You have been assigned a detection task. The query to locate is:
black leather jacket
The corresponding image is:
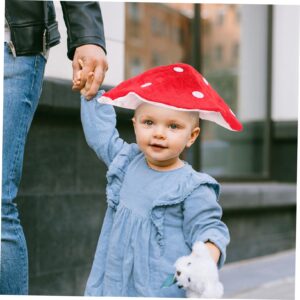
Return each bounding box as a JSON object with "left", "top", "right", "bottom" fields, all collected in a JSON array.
[{"left": 5, "top": 0, "right": 106, "bottom": 60}]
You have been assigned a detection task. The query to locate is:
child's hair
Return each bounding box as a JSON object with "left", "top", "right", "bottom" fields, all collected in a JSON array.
[{"left": 189, "top": 111, "right": 200, "bottom": 129}]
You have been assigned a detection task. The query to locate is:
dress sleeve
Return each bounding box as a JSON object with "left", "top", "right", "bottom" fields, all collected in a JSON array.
[
  {"left": 80, "top": 93, "right": 127, "bottom": 167},
  {"left": 182, "top": 184, "right": 230, "bottom": 268}
]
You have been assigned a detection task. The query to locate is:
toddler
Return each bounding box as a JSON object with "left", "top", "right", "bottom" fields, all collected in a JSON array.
[{"left": 79, "top": 63, "right": 242, "bottom": 297}]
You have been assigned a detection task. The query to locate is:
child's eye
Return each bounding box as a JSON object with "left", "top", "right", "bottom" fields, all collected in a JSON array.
[
  {"left": 144, "top": 120, "right": 153, "bottom": 126},
  {"left": 169, "top": 123, "right": 179, "bottom": 129}
]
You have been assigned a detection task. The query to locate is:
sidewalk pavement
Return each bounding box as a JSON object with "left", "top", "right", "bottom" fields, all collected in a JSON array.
[{"left": 220, "top": 249, "right": 296, "bottom": 299}]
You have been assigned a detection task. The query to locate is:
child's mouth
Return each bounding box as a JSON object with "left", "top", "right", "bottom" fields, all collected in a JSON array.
[{"left": 150, "top": 144, "right": 167, "bottom": 150}]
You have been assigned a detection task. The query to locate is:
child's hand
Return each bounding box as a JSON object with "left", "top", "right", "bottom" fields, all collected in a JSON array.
[
  {"left": 73, "top": 59, "right": 95, "bottom": 100},
  {"left": 72, "top": 59, "right": 84, "bottom": 90},
  {"left": 80, "top": 72, "right": 95, "bottom": 99},
  {"left": 174, "top": 241, "right": 223, "bottom": 298},
  {"left": 204, "top": 241, "right": 221, "bottom": 264}
]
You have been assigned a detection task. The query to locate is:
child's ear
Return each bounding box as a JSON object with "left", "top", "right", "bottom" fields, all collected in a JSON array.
[
  {"left": 186, "top": 127, "right": 200, "bottom": 148},
  {"left": 132, "top": 117, "right": 137, "bottom": 131},
  {"left": 132, "top": 117, "right": 136, "bottom": 126}
]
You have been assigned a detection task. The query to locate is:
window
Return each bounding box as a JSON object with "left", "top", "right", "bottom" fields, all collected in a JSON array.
[
  {"left": 151, "top": 16, "right": 160, "bottom": 35},
  {"left": 151, "top": 52, "right": 164, "bottom": 66},
  {"left": 235, "top": 6, "right": 241, "bottom": 23},
  {"left": 216, "top": 8, "right": 225, "bottom": 26},
  {"left": 151, "top": 17, "right": 168, "bottom": 37},
  {"left": 232, "top": 43, "right": 239, "bottom": 64},
  {"left": 128, "top": 2, "right": 141, "bottom": 23},
  {"left": 200, "top": 4, "right": 270, "bottom": 179},
  {"left": 130, "top": 57, "right": 143, "bottom": 77},
  {"left": 215, "top": 45, "right": 223, "bottom": 62},
  {"left": 171, "top": 27, "right": 183, "bottom": 44}
]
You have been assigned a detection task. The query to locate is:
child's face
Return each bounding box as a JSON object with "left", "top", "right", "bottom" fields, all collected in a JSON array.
[{"left": 132, "top": 103, "right": 200, "bottom": 171}]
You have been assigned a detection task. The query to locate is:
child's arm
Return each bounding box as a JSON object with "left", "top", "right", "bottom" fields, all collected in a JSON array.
[
  {"left": 183, "top": 184, "right": 230, "bottom": 268},
  {"left": 80, "top": 68, "right": 128, "bottom": 167}
]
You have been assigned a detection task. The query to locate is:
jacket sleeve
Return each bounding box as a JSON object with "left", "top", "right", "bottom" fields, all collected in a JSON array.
[
  {"left": 81, "top": 93, "right": 127, "bottom": 168},
  {"left": 60, "top": 1, "right": 106, "bottom": 60},
  {"left": 182, "top": 184, "right": 230, "bottom": 269}
]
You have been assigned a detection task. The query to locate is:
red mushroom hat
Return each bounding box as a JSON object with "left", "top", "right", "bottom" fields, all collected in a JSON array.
[{"left": 98, "top": 63, "right": 242, "bottom": 131}]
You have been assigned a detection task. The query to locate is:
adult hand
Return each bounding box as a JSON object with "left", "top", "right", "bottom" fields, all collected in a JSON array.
[{"left": 72, "top": 44, "right": 108, "bottom": 100}]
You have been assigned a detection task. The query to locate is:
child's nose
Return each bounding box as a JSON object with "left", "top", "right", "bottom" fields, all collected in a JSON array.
[{"left": 153, "top": 126, "right": 166, "bottom": 139}]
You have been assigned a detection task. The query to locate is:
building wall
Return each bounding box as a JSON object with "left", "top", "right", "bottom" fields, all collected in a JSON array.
[
  {"left": 239, "top": 5, "right": 268, "bottom": 122},
  {"left": 272, "top": 6, "right": 299, "bottom": 121}
]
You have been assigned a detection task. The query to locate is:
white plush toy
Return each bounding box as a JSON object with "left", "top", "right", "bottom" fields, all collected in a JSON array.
[{"left": 174, "top": 241, "right": 224, "bottom": 298}]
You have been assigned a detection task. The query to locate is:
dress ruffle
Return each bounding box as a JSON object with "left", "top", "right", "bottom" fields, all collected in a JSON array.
[
  {"left": 150, "top": 165, "right": 220, "bottom": 249},
  {"left": 106, "top": 143, "right": 140, "bottom": 209}
]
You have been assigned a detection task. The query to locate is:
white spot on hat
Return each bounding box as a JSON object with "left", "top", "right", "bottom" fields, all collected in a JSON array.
[
  {"left": 141, "top": 82, "right": 152, "bottom": 88},
  {"left": 173, "top": 67, "right": 184, "bottom": 72},
  {"left": 203, "top": 77, "right": 209, "bottom": 85},
  {"left": 230, "top": 109, "right": 236, "bottom": 116},
  {"left": 192, "top": 91, "right": 204, "bottom": 99}
]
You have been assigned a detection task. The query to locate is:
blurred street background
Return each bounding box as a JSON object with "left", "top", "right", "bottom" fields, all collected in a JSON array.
[{"left": 14, "top": 2, "right": 298, "bottom": 298}]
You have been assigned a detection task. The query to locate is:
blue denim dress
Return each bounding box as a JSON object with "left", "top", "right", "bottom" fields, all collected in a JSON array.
[{"left": 81, "top": 95, "right": 230, "bottom": 297}]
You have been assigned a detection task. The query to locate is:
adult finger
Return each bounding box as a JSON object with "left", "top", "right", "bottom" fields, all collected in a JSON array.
[{"left": 76, "top": 62, "right": 93, "bottom": 90}]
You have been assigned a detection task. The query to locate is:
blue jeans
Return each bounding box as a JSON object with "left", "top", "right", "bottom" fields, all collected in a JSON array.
[{"left": 1, "top": 43, "right": 46, "bottom": 294}]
